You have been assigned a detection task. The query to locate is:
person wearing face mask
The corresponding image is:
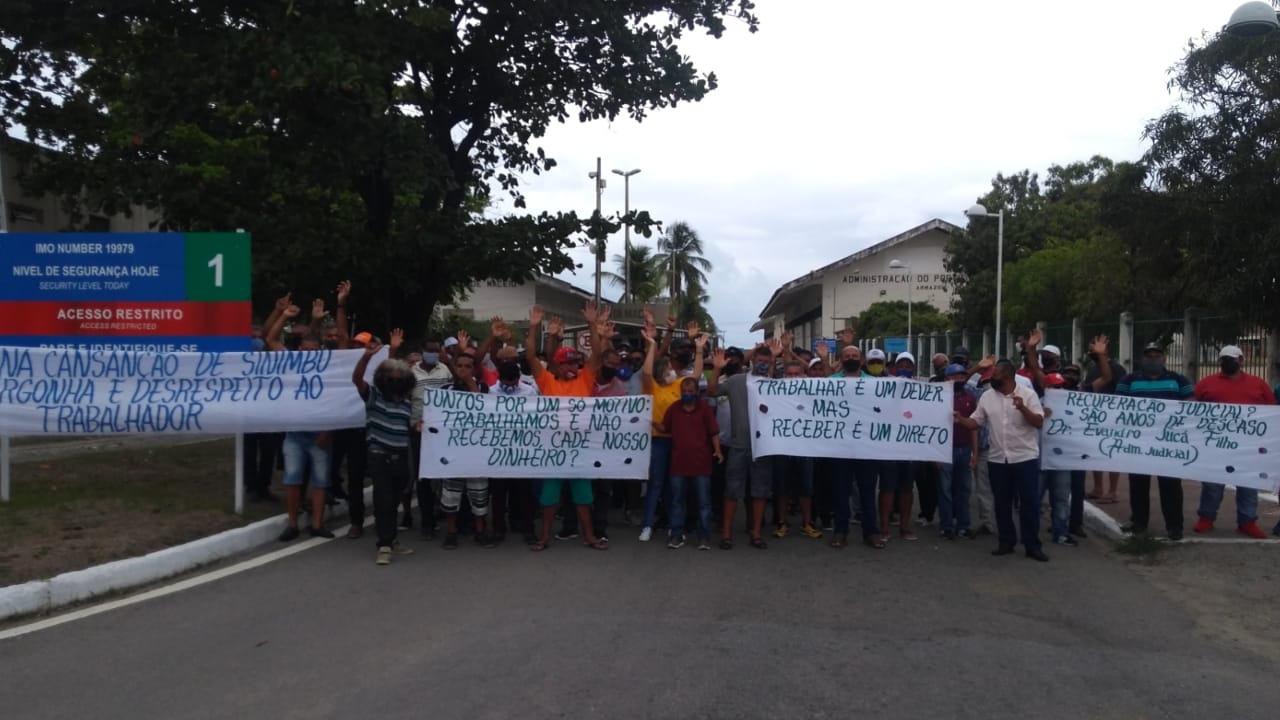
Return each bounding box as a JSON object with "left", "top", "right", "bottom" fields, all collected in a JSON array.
[
  {"left": 409, "top": 338, "right": 454, "bottom": 538},
  {"left": 1105, "top": 342, "right": 1195, "bottom": 541},
  {"left": 1192, "top": 345, "right": 1276, "bottom": 539},
  {"left": 482, "top": 345, "right": 540, "bottom": 546},
  {"left": 1057, "top": 363, "right": 1089, "bottom": 538},
  {"left": 708, "top": 343, "right": 777, "bottom": 549},
  {"left": 708, "top": 347, "right": 743, "bottom": 528},
  {"left": 638, "top": 330, "right": 708, "bottom": 543},
  {"left": 929, "top": 353, "right": 950, "bottom": 382},
  {"left": 955, "top": 360, "right": 1049, "bottom": 562},
  {"left": 876, "top": 353, "right": 922, "bottom": 545},
  {"left": 771, "top": 361, "right": 823, "bottom": 541},
  {"left": 653, "top": 376, "right": 723, "bottom": 550},
  {"left": 828, "top": 342, "right": 884, "bottom": 549},
  {"left": 864, "top": 348, "right": 888, "bottom": 377},
  {"left": 558, "top": 346, "right": 628, "bottom": 544},
  {"left": 938, "top": 364, "right": 979, "bottom": 540},
  {"left": 243, "top": 309, "right": 283, "bottom": 504}
]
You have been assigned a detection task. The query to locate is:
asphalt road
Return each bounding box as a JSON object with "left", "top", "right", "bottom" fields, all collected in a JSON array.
[{"left": 2, "top": 528, "right": 1277, "bottom": 720}]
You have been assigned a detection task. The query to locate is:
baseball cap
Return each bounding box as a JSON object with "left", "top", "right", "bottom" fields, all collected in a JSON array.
[
  {"left": 1220, "top": 345, "right": 1244, "bottom": 359},
  {"left": 950, "top": 346, "right": 971, "bottom": 360},
  {"left": 944, "top": 363, "right": 968, "bottom": 377},
  {"left": 352, "top": 331, "right": 372, "bottom": 345},
  {"left": 1142, "top": 341, "right": 1164, "bottom": 354},
  {"left": 1043, "top": 372, "right": 1068, "bottom": 388},
  {"left": 866, "top": 349, "right": 886, "bottom": 362},
  {"left": 1041, "top": 344, "right": 1061, "bottom": 357},
  {"left": 554, "top": 347, "right": 581, "bottom": 364},
  {"left": 443, "top": 337, "right": 460, "bottom": 348},
  {"left": 725, "top": 346, "right": 745, "bottom": 359},
  {"left": 808, "top": 357, "right": 823, "bottom": 368},
  {"left": 895, "top": 351, "right": 916, "bottom": 366}
]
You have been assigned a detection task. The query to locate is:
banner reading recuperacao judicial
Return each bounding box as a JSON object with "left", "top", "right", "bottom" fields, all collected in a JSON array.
[
  {"left": 1041, "top": 389, "right": 1280, "bottom": 491},
  {"left": 0, "top": 346, "right": 366, "bottom": 435},
  {"left": 747, "top": 377, "right": 952, "bottom": 463},
  {"left": 419, "top": 389, "right": 652, "bottom": 479}
]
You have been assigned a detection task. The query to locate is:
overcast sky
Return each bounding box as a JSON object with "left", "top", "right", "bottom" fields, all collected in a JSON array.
[{"left": 494, "top": 0, "right": 1238, "bottom": 346}]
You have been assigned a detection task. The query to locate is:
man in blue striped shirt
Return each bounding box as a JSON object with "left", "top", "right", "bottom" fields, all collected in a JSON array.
[{"left": 1116, "top": 342, "right": 1193, "bottom": 540}]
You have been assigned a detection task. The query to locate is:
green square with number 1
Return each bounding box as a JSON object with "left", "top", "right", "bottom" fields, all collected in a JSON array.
[{"left": 184, "top": 232, "right": 251, "bottom": 301}]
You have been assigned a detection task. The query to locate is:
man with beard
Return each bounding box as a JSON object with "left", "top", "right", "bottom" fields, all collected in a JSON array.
[
  {"left": 1193, "top": 345, "right": 1275, "bottom": 539},
  {"left": 352, "top": 329, "right": 417, "bottom": 565}
]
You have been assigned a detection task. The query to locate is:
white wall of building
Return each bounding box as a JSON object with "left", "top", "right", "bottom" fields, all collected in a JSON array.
[{"left": 819, "top": 227, "right": 955, "bottom": 337}]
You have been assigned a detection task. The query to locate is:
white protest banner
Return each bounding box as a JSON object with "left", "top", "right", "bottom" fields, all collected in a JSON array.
[
  {"left": 0, "top": 346, "right": 367, "bottom": 435},
  {"left": 1041, "top": 389, "right": 1280, "bottom": 491},
  {"left": 747, "top": 376, "right": 952, "bottom": 463},
  {"left": 419, "top": 390, "right": 652, "bottom": 479}
]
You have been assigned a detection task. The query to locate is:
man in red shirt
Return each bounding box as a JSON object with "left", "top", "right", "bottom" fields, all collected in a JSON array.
[
  {"left": 655, "top": 373, "right": 722, "bottom": 549},
  {"left": 1193, "top": 345, "right": 1275, "bottom": 539}
]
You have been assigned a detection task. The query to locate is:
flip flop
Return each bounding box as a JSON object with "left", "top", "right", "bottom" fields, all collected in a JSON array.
[
  {"left": 529, "top": 541, "right": 548, "bottom": 552},
  {"left": 719, "top": 538, "right": 733, "bottom": 550},
  {"left": 864, "top": 536, "right": 887, "bottom": 550},
  {"left": 584, "top": 539, "right": 609, "bottom": 551},
  {"left": 749, "top": 537, "right": 768, "bottom": 550},
  {"left": 900, "top": 530, "right": 919, "bottom": 541},
  {"left": 1086, "top": 492, "right": 1103, "bottom": 500},
  {"left": 829, "top": 535, "right": 847, "bottom": 549},
  {"left": 1097, "top": 496, "right": 1119, "bottom": 505}
]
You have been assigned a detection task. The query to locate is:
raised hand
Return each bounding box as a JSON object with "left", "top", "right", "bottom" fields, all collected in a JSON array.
[
  {"left": 600, "top": 321, "right": 617, "bottom": 340},
  {"left": 282, "top": 304, "right": 300, "bottom": 319},
  {"left": 364, "top": 339, "right": 382, "bottom": 356},
  {"left": 456, "top": 328, "right": 470, "bottom": 349},
  {"left": 779, "top": 331, "right": 793, "bottom": 350},
  {"left": 977, "top": 354, "right": 996, "bottom": 370},
  {"left": 547, "top": 315, "right": 564, "bottom": 337},
  {"left": 336, "top": 280, "right": 351, "bottom": 306},
  {"left": 666, "top": 313, "right": 677, "bottom": 330},
  {"left": 694, "top": 333, "right": 709, "bottom": 351},
  {"left": 389, "top": 328, "right": 405, "bottom": 353},
  {"left": 685, "top": 320, "right": 701, "bottom": 338},
  {"left": 582, "top": 301, "right": 599, "bottom": 325},
  {"left": 767, "top": 337, "right": 783, "bottom": 356},
  {"left": 1027, "top": 328, "right": 1042, "bottom": 350},
  {"left": 642, "top": 326, "right": 657, "bottom": 344},
  {"left": 529, "top": 305, "right": 545, "bottom": 328},
  {"left": 1090, "top": 335, "right": 1110, "bottom": 356},
  {"left": 311, "top": 297, "right": 325, "bottom": 319},
  {"left": 815, "top": 339, "right": 829, "bottom": 359},
  {"left": 275, "top": 292, "right": 292, "bottom": 312},
  {"left": 642, "top": 306, "right": 655, "bottom": 327},
  {"left": 838, "top": 327, "right": 855, "bottom": 346},
  {"left": 711, "top": 347, "right": 727, "bottom": 370}
]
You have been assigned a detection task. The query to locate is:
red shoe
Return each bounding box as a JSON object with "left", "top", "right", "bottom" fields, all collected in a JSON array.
[
  {"left": 1238, "top": 521, "right": 1267, "bottom": 539},
  {"left": 1193, "top": 517, "right": 1214, "bottom": 534}
]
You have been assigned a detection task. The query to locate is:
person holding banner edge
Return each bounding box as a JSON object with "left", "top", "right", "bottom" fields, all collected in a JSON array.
[
  {"left": 828, "top": 338, "right": 885, "bottom": 550},
  {"left": 708, "top": 343, "right": 776, "bottom": 550},
  {"left": 955, "top": 360, "right": 1050, "bottom": 562}
]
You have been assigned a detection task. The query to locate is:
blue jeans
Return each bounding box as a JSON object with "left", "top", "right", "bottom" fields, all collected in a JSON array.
[
  {"left": 643, "top": 437, "right": 673, "bottom": 529},
  {"left": 1040, "top": 469, "right": 1070, "bottom": 539},
  {"left": 833, "top": 459, "right": 880, "bottom": 538},
  {"left": 282, "top": 432, "right": 331, "bottom": 488},
  {"left": 938, "top": 446, "right": 973, "bottom": 533},
  {"left": 670, "top": 475, "right": 712, "bottom": 541},
  {"left": 1197, "top": 482, "right": 1258, "bottom": 526},
  {"left": 989, "top": 459, "right": 1042, "bottom": 553}
]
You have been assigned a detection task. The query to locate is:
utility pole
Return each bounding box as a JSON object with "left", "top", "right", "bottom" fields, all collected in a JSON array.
[
  {"left": 588, "top": 157, "right": 605, "bottom": 306},
  {"left": 612, "top": 168, "right": 641, "bottom": 302}
]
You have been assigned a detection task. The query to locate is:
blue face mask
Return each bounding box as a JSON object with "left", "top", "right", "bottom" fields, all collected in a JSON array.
[
  {"left": 500, "top": 383, "right": 518, "bottom": 394},
  {"left": 423, "top": 352, "right": 440, "bottom": 365},
  {"left": 895, "top": 368, "right": 914, "bottom": 378},
  {"left": 251, "top": 337, "right": 265, "bottom": 351},
  {"left": 681, "top": 393, "right": 699, "bottom": 403}
]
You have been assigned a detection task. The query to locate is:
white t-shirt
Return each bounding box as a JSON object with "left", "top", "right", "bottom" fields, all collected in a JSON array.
[{"left": 970, "top": 384, "right": 1044, "bottom": 465}]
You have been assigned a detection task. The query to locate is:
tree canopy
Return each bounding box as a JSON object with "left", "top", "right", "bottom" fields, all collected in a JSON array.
[
  {"left": 855, "top": 300, "right": 950, "bottom": 340},
  {"left": 1, "top": 0, "right": 757, "bottom": 331}
]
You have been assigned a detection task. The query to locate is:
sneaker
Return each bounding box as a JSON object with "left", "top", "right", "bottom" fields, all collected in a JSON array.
[
  {"left": 940, "top": 529, "right": 956, "bottom": 540},
  {"left": 308, "top": 526, "right": 335, "bottom": 539},
  {"left": 555, "top": 528, "right": 579, "bottom": 541},
  {"left": 773, "top": 523, "right": 791, "bottom": 539},
  {"left": 639, "top": 526, "right": 653, "bottom": 542},
  {"left": 443, "top": 533, "right": 458, "bottom": 550},
  {"left": 597, "top": 534, "right": 610, "bottom": 544},
  {"left": 1054, "top": 535, "right": 1078, "bottom": 547},
  {"left": 1238, "top": 520, "right": 1267, "bottom": 539},
  {"left": 697, "top": 540, "right": 712, "bottom": 551},
  {"left": 278, "top": 526, "right": 300, "bottom": 542},
  {"left": 917, "top": 514, "right": 935, "bottom": 526},
  {"left": 399, "top": 512, "right": 414, "bottom": 530},
  {"left": 392, "top": 541, "right": 415, "bottom": 555},
  {"left": 800, "top": 523, "right": 823, "bottom": 539},
  {"left": 958, "top": 529, "right": 975, "bottom": 540},
  {"left": 1120, "top": 522, "right": 1146, "bottom": 534},
  {"left": 668, "top": 534, "right": 686, "bottom": 549},
  {"left": 1069, "top": 526, "right": 1088, "bottom": 539},
  {"left": 1167, "top": 529, "right": 1184, "bottom": 542},
  {"left": 375, "top": 546, "right": 392, "bottom": 565},
  {"left": 1193, "top": 517, "right": 1214, "bottom": 534}
]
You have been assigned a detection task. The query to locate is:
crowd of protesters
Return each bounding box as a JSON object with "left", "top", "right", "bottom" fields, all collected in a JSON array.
[{"left": 244, "top": 281, "right": 1280, "bottom": 565}]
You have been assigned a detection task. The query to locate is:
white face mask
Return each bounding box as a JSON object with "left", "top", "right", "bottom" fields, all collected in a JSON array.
[{"left": 664, "top": 370, "right": 678, "bottom": 385}]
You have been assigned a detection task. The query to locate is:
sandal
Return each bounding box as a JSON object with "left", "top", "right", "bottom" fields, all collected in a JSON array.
[
  {"left": 900, "top": 530, "right": 919, "bottom": 541},
  {"left": 749, "top": 537, "right": 768, "bottom": 550},
  {"left": 865, "top": 536, "right": 887, "bottom": 550},
  {"left": 1086, "top": 492, "right": 1103, "bottom": 500},
  {"left": 1097, "top": 495, "right": 1119, "bottom": 505},
  {"left": 584, "top": 539, "right": 609, "bottom": 551},
  {"left": 529, "top": 540, "right": 548, "bottom": 552},
  {"left": 719, "top": 538, "right": 733, "bottom": 550},
  {"left": 829, "top": 534, "right": 847, "bottom": 549}
]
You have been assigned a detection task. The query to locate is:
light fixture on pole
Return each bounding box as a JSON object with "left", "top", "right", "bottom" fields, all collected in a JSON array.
[
  {"left": 611, "top": 167, "right": 641, "bottom": 302},
  {"left": 1227, "top": 1, "right": 1280, "bottom": 36},
  {"left": 888, "top": 259, "right": 912, "bottom": 342},
  {"left": 965, "top": 203, "right": 1005, "bottom": 354},
  {"left": 588, "top": 157, "right": 606, "bottom": 305}
]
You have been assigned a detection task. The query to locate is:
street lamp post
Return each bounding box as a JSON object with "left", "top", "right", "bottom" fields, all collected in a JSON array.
[
  {"left": 611, "top": 168, "right": 641, "bottom": 302},
  {"left": 889, "top": 259, "right": 912, "bottom": 344},
  {"left": 1227, "top": 1, "right": 1280, "bottom": 36},
  {"left": 588, "top": 157, "right": 606, "bottom": 305},
  {"left": 965, "top": 203, "right": 1005, "bottom": 355}
]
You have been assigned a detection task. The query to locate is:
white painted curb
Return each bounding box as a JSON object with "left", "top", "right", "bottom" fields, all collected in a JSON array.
[{"left": 0, "top": 487, "right": 374, "bottom": 623}]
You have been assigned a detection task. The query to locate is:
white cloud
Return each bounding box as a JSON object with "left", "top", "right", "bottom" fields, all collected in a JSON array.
[{"left": 500, "top": 0, "right": 1238, "bottom": 345}]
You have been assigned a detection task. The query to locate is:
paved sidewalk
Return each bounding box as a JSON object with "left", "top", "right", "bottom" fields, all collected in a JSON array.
[{"left": 1084, "top": 471, "right": 1280, "bottom": 539}]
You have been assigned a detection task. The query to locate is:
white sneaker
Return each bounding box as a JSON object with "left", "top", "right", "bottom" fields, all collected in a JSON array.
[
  {"left": 639, "top": 527, "right": 653, "bottom": 542},
  {"left": 375, "top": 546, "right": 392, "bottom": 565}
]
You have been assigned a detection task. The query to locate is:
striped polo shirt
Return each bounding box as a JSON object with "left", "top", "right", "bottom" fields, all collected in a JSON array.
[
  {"left": 1115, "top": 370, "right": 1194, "bottom": 400},
  {"left": 366, "top": 386, "right": 413, "bottom": 450}
]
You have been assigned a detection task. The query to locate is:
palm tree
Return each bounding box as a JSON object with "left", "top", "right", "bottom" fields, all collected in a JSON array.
[
  {"left": 603, "top": 244, "right": 666, "bottom": 302},
  {"left": 657, "top": 221, "right": 712, "bottom": 304}
]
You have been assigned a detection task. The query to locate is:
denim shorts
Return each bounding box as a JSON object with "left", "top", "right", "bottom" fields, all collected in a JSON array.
[
  {"left": 724, "top": 447, "right": 772, "bottom": 499},
  {"left": 878, "top": 460, "right": 914, "bottom": 494},
  {"left": 282, "top": 432, "right": 332, "bottom": 488}
]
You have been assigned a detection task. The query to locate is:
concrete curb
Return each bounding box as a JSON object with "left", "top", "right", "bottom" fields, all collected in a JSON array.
[{"left": 0, "top": 487, "right": 373, "bottom": 624}]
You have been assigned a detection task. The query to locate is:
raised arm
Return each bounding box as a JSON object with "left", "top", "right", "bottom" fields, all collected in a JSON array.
[
  {"left": 335, "top": 280, "right": 352, "bottom": 349},
  {"left": 692, "top": 332, "right": 708, "bottom": 385},
  {"left": 352, "top": 338, "right": 383, "bottom": 399},
  {"left": 1089, "top": 335, "right": 1113, "bottom": 392},
  {"left": 707, "top": 347, "right": 727, "bottom": 396},
  {"left": 263, "top": 292, "right": 290, "bottom": 341},
  {"left": 641, "top": 325, "right": 658, "bottom": 393},
  {"left": 309, "top": 297, "right": 326, "bottom": 338},
  {"left": 524, "top": 305, "right": 547, "bottom": 378},
  {"left": 266, "top": 300, "right": 298, "bottom": 352},
  {"left": 1024, "top": 328, "right": 1047, "bottom": 387},
  {"left": 658, "top": 312, "right": 677, "bottom": 359}
]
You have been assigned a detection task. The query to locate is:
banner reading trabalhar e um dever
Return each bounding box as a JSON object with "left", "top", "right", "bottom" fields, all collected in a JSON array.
[
  {"left": 418, "top": 389, "right": 653, "bottom": 479},
  {"left": 0, "top": 346, "right": 366, "bottom": 435},
  {"left": 747, "top": 376, "right": 953, "bottom": 463}
]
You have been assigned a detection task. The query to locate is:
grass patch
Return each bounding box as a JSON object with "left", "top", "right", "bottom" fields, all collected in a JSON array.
[
  {"left": 0, "top": 438, "right": 282, "bottom": 586},
  {"left": 1113, "top": 532, "right": 1175, "bottom": 562}
]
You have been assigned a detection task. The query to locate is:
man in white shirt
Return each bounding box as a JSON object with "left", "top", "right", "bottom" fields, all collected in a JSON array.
[{"left": 956, "top": 360, "right": 1049, "bottom": 562}]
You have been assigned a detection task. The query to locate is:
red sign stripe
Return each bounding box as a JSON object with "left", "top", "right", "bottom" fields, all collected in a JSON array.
[{"left": 0, "top": 301, "right": 251, "bottom": 337}]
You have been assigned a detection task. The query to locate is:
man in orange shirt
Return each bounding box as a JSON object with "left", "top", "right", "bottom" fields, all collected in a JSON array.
[{"left": 525, "top": 304, "right": 609, "bottom": 551}]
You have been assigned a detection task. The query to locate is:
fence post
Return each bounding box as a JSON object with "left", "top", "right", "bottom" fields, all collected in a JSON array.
[
  {"left": 1267, "top": 326, "right": 1280, "bottom": 387},
  {"left": 1005, "top": 325, "right": 1015, "bottom": 359},
  {"left": 929, "top": 333, "right": 938, "bottom": 360},
  {"left": 982, "top": 327, "right": 992, "bottom": 358},
  {"left": 1119, "top": 311, "right": 1135, "bottom": 373},
  {"left": 1071, "top": 317, "right": 1084, "bottom": 365},
  {"left": 961, "top": 329, "right": 971, "bottom": 354},
  {"left": 1183, "top": 307, "right": 1200, "bottom": 381}
]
